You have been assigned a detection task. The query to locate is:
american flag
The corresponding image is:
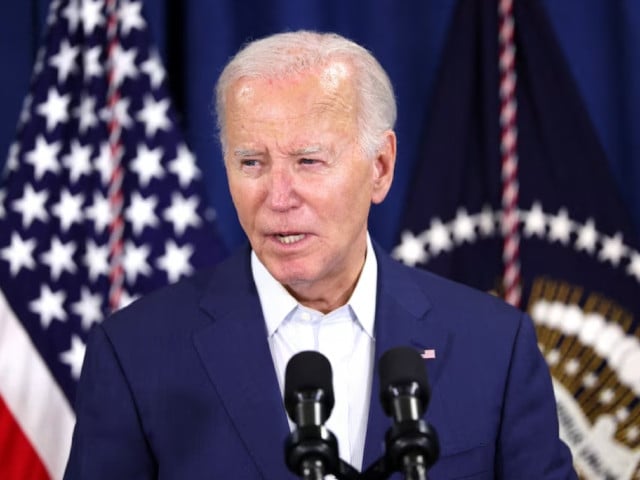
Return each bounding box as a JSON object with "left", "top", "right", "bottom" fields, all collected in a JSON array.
[
  {"left": 0, "top": 1, "right": 226, "bottom": 478},
  {"left": 420, "top": 349, "right": 436, "bottom": 360}
]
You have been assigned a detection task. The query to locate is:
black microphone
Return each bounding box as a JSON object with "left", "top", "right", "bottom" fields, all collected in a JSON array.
[
  {"left": 378, "top": 347, "right": 440, "bottom": 480},
  {"left": 284, "top": 351, "right": 340, "bottom": 480}
]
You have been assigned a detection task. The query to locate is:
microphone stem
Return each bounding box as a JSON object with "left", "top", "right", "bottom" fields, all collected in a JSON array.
[
  {"left": 301, "top": 458, "right": 326, "bottom": 480},
  {"left": 402, "top": 454, "right": 428, "bottom": 480}
]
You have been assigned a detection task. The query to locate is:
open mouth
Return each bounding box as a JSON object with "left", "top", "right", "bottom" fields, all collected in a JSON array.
[{"left": 276, "top": 233, "right": 306, "bottom": 244}]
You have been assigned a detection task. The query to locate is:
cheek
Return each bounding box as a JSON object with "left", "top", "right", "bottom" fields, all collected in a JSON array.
[
  {"left": 227, "top": 179, "right": 243, "bottom": 210},
  {"left": 343, "top": 166, "right": 375, "bottom": 204},
  {"left": 318, "top": 175, "right": 372, "bottom": 221},
  {"left": 228, "top": 179, "right": 260, "bottom": 225}
]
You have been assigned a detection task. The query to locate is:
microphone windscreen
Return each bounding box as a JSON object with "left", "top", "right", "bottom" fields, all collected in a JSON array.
[
  {"left": 284, "top": 350, "right": 335, "bottom": 418},
  {"left": 379, "top": 346, "right": 430, "bottom": 412}
]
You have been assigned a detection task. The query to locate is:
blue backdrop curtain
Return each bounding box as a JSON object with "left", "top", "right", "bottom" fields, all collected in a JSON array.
[{"left": 1, "top": 0, "right": 638, "bottom": 254}]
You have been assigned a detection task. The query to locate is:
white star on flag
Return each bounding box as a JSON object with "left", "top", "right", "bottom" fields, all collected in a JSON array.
[
  {"left": 12, "top": 185, "right": 49, "bottom": 228},
  {"left": 452, "top": 208, "right": 476, "bottom": 243},
  {"left": 426, "top": 218, "right": 453, "bottom": 254},
  {"left": 169, "top": 144, "right": 201, "bottom": 187},
  {"left": 137, "top": 95, "right": 171, "bottom": 137},
  {"left": 71, "top": 287, "right": 103, "bottom": 331},
  {"left": 40, "top": 237, "right": 77, "bottom": 281},
  {"left": 49, "top": 39, "right": 79, "bottom": 83},
  {"left": 599, "top": 233, "right": 626, "bottom": 267},
  {"left": 60, "top": 335, "right": 87, "bottom": 380},
  {"left": 25, "top": 135, "right": 62, "bottom": 180},
  {"left": 1, "top": 233, "right": 37, "bottom": 276},
  {"left": 29, "top": 284, "right": 67, "bottom": 329},
  {"left": 548, "top": 208, "right": 572, "bottom": 245},
  {"left": 112, "top": 44, "right": 139, "bottom": 86},
  {"left": 164, "top": 192, "right": 202, "bottom": 236},
  {"left": 85, "top": 191, "right": 111, "bottom": 233},
  {"left": 37, "top": 87, "right": 71, "bottom": 131},
  {"left": 83, "top": 46, "right": 103, "bottom": 79},
  {"left": 131, "top": 143, "right": 165, "bottom": 186},
  {"left": 76, "top": 95, "right": 100, "bottom": 133},
  {"left": 523, "top": 201, "right": 546, "bottom": 238},
  {"left": 80, "top": 0, "right": 105, "bottom": 34},
  {"left": 126, "top": 192, "right": 160, "bottom": 235},
  {"left": 392, "top": 230, "right": 428, "bottom": 267},
  {"left": 574, "top": 218, "right": 598, "bottom": 253},
  {"left": 157, "top": 240, "right": 195, "bottom": 283},
  {"left": 63, "top": 139, "right": 93, "bottom": 182},
  {"left": 119, "top": 0, "right": 146, "bottom": 34}
]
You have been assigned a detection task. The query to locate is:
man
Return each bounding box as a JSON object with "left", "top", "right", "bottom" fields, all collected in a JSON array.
[{"left": 64, "top": 31, "right": 577, "bottom": 479}]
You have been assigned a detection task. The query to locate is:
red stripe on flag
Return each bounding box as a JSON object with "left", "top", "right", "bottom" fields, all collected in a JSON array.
[{"left": 0, "top": 396, "right": 50, "bottom": 480}]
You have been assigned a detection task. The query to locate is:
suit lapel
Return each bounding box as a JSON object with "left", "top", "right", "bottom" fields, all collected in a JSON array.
[
  {"left": 362, "top": 248, "right": 453, "bottom": 469},
  {"left": 192, "top": 250, "right": 293, "bottom": 480}
]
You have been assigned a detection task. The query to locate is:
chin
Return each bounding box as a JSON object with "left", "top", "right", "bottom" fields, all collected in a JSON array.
[
  {"left": 269, "top": 264, "right": 316, "bottom": 288},
  {"left": 273, "top": 270, "right": 313, "bottom": 288}
]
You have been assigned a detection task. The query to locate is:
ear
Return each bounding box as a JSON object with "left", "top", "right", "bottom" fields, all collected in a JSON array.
[{"left": 371, "top": 130, "right": 396, "bottom": 204}]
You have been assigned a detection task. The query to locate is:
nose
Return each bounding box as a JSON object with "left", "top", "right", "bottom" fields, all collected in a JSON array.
[{"left": 267, "top": 164, "right": 299, "bottom": 211}]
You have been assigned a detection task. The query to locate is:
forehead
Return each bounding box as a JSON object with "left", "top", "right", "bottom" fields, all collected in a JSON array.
[{"left": 225, "top": 61, "right": 358, "bottom": 124}]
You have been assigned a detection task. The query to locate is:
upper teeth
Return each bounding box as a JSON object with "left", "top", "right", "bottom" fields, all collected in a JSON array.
[{"left": 278, "top": 234, "right": 305, "bottom": 244}]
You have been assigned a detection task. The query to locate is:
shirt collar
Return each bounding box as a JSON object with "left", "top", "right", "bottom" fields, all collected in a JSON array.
[{"left": 251, "top": 234, "right": 378, "bottom": 338}]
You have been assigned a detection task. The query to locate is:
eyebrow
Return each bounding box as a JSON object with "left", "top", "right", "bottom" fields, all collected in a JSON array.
[
  {"left": 232, "top": 146, "right": 325, "bottom": 157},
  {"left": 233, "top": 148, "right": 263, "bottom": 157},
  {"left": 290, "top": 145, "right": 323, "bottom": 156}
]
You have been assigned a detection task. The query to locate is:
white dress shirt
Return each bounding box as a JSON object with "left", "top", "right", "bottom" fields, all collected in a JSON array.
[{"left": 251, "top": 234, "right": 377, "bottom": 471}]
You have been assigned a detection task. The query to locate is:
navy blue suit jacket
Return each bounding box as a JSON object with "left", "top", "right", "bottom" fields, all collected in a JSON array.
[{"left": 64, "top": 244, "right": 576, "bottom": 479}]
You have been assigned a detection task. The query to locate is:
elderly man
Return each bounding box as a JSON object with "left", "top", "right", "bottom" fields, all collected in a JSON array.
[{"left": 64, "top": 31, "right": 576, "bottom": 479}]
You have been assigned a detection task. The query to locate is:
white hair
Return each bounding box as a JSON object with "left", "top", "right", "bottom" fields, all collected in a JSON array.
[{"left": 215, "top": 30, "right": 397, "bottom": 157}]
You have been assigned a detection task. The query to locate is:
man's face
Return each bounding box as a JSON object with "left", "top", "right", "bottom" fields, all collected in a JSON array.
[{"left": 222, "top": 62, "right": 395, "bottom": 309}]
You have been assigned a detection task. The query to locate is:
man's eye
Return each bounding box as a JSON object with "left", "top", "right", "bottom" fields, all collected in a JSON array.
[
  {"left": 299, "top": 158, "right": 319, "bottom": 165},
  {"left": 241, "top": 159, "right": 259, "bottom": 167}
]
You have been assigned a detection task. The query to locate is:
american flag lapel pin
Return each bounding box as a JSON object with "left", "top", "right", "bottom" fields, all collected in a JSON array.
[{"left": 420, "top": 349, "right": 436, "bottom": 360}]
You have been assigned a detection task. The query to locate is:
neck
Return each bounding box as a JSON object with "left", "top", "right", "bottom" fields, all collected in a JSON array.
[
  {"left": 287, "top": 283, "right": 356, "bottom": 314},
  {"left": 286, "top": 247, "right": 367, "bottom": 314}
]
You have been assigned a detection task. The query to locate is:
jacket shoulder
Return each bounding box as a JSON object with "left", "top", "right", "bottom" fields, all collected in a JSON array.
[
  {"left": 379, "top": 248, "right": 525, "bottom": 334},
  {"left": 102, "top": 247, "right": 252, "bottom": 339}
]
